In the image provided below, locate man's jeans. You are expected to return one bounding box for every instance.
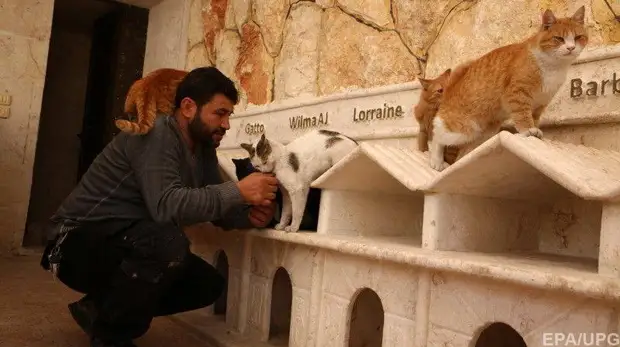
[40,219,225,342]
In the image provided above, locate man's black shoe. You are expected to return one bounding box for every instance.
[68,296,98,337]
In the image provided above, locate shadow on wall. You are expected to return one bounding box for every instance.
[471,322,527,347]
[348,288,384,347]
[213,250,229,317]
[269,267,293,346]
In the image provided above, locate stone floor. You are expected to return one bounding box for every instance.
[0,253,216,347]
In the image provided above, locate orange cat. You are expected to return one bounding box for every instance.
[428,6,587,171]
[414,69,460,164]
[415,68,451,152]
[115,68,188,135]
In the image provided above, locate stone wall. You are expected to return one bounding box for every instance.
[0,0,54,253]
[189,0,620,110]
[143,0,191,75]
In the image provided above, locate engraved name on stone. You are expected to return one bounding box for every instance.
[570,73,620,98]
[352,103,404,122]
[289,112,329,130]
[245,122,265,135]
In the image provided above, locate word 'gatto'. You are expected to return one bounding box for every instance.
[244,122,264,135]
[570,73,620,98]
[289,112,329,129]
[353,104,404,122]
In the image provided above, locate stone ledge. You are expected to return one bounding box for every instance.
[235,80,419,118]
[570,44,620,65]
[223,229,620,303]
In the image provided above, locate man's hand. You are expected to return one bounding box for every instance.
[249,203,276,228]
[237,172,279,206]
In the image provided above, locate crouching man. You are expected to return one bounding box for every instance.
[40,67,278,347]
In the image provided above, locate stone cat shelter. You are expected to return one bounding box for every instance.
[172,46,620,346]
[4,0,620,346]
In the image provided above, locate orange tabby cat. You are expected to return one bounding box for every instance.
[415,66,473,164]
[415,68,451,152]
[428,6,587,171]
[414,69,460,164]
[115,68,188,135]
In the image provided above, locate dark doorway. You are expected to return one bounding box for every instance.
[472,322,527,347]
[269,267,293,346]
[77,2,150,180]
[23,0,149,247]
[348,288,384,347]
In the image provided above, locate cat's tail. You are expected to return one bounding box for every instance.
[116,80,157,135]
[115,119,152,135]
[339,133,358,145]
[123,79,139,115]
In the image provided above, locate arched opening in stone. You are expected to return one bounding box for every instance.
[269,267,293,345]
[472,322,527,347]
[213,250,229,317]
[348,288,384,347]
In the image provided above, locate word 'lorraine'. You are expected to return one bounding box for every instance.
[352,103,405,122]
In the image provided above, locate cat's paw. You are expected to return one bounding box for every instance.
[274,223,287,231]
[499,124,518,134]
[519,127,543,139]
[430,160,449,172]
[284,225,299,233]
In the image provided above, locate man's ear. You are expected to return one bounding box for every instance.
[179,97,197,119]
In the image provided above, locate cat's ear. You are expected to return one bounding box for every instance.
[256,134,272,158]
[571,6,585,25]
[440,68,452,78]
[542,9,556,29]
[240,143,253,154]
[419,78,431,90]
[257,133,269,148]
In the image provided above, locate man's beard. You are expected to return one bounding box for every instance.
[188,114,226,148]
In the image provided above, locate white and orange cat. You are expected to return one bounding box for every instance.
[415,68,464,165]
[428,6,588,171]
[415,68,452,153]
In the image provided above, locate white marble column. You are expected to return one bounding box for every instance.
[599,202,620,277]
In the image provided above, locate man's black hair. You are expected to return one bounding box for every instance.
[174,66,239,110]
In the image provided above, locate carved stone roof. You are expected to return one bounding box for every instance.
[312,132,620,202]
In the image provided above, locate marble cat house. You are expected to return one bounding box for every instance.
[173,45,620,347]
